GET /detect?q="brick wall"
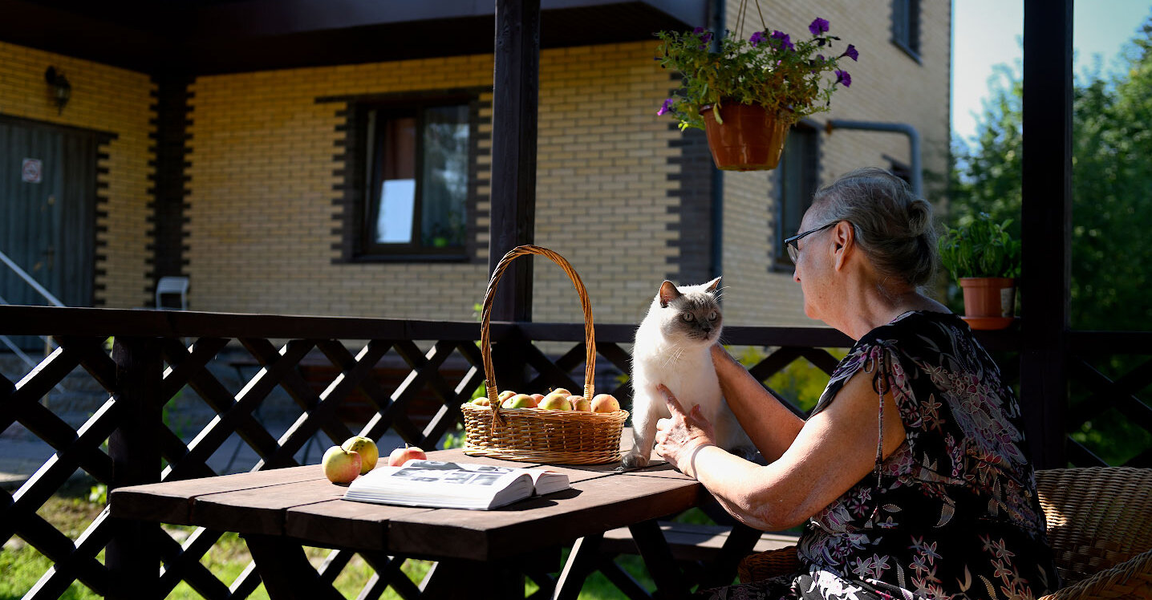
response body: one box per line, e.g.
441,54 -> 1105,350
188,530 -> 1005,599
0,41 -> 155,308
183,43 -> 678,325
716,0 -> 951,327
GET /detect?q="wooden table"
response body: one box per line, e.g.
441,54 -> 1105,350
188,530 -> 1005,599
109,447 -> 763,599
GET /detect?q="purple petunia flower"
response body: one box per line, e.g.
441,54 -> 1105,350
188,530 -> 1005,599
841,44 -> 859,61
809,18 -> 830,36
657,98 -> 675,116
771,30 -> 794,51
693,26 -> 713,47
835,70 -> 852,87
749,31 -> 767,47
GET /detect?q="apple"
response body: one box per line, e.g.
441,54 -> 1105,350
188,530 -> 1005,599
388,444 -> 427,467
530,393 -> 546,403
502,393 -> 538,409
322,445 -> 362,484
498,390 -> 517,402
472,396 -> 491,406
570,395 -> 591,411
591,393 -> 620,413
538,391 -> 572,410
549,388 -> 572,397
341,436 -> 379,474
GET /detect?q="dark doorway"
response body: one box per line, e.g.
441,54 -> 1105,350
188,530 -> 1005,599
0,116 -> 101,347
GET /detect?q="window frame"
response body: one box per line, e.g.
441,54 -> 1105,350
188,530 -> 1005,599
891,0 -> 923,63
347,91 -> 481,263
772,122 -> 821,271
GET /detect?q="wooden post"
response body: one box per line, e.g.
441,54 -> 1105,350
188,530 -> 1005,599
1020,0 -> 1071,469
106,337 -> 163,600
487,0 -> 541,323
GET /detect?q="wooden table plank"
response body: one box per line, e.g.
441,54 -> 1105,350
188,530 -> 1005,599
382,473 -> 703,561
189,477 -> 345,535
110,465 -> 323,525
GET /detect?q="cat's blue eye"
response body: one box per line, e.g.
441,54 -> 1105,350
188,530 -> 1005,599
682,314 -> 694,322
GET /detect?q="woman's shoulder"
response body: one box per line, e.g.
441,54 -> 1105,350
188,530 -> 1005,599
860,310 -> 967,348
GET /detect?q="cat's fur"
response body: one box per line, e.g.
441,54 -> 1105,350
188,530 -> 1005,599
623,277 -> 754,468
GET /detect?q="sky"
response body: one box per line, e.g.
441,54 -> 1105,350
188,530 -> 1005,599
951,0 -> 1152,142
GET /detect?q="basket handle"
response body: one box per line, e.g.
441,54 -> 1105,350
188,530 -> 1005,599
480,245 -> 596,425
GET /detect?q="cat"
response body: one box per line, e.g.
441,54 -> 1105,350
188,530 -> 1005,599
622,277 -> 755,469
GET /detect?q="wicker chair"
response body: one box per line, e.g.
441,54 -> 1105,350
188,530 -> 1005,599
737,467 -> 1152,600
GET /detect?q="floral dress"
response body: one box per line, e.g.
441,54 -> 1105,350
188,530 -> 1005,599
710,311 -> 1058,600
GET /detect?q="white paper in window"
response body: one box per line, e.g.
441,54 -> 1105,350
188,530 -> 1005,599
377,179 -> 416,244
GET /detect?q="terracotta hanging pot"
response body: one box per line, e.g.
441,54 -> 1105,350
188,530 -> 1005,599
701,104 -> 791,171
959,277 -> 1016,330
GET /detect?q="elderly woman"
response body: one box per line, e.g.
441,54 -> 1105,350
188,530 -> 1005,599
655,168 -> 1057,599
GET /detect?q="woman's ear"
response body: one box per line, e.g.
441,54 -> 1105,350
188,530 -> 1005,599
832,221 -> 855,271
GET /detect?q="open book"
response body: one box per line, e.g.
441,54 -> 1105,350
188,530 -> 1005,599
342,460 -> 570,510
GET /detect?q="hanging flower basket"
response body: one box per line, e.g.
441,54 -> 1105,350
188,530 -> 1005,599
702,104 -> 791,171
655,12 -> 858,171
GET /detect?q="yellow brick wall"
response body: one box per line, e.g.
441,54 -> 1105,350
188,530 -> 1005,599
186,56 -> 496,319
717,0 -> 952,327
532,42 -> 680,326
0,41 -> 155,308
184,43 -> 677,325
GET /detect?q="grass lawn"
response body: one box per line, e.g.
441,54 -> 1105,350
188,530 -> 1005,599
4,488 -> 676,599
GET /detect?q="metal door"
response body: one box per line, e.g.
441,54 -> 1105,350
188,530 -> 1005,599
0,118 -> 97,347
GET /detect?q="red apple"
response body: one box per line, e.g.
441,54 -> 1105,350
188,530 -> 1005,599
388,444 -> 427,467
591,393 -> 620,413
322,445 -> 362,484
549,387 -> 572,397
472,396 -> 491,406
498,390 -> 517,402
570,395 -> 591,411
531,393 -> 546,403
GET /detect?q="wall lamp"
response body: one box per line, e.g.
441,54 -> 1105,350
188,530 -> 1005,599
45,66 -> 71,115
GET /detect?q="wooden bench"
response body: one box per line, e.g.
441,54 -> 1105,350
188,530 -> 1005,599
601,521 -> 798,563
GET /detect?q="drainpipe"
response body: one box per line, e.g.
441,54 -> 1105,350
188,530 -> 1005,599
825,120 -> 922,197
709,0 -> 725,280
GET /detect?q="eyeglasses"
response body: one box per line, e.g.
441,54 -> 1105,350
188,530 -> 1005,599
784,221 -> 841,264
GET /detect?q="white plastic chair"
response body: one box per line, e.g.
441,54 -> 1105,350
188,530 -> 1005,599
155,276 -> 189,310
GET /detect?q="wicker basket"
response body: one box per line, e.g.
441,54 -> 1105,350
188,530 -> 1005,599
461,245 -> 628,465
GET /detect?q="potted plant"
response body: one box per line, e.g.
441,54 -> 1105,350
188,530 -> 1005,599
655,18 -> 858,171
938,213 -> 1022,330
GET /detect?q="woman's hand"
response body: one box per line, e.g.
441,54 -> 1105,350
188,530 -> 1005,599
653,384 -> 716,478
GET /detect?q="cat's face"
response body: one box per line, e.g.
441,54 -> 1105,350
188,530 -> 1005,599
655,278 -> 723,346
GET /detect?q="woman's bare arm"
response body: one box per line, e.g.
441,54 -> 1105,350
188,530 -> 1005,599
657,370 -> 906,531
711,344 -> 804,461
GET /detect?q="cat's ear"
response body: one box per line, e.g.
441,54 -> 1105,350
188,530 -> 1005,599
658,280 -> 681,308
704,276 -> 722,293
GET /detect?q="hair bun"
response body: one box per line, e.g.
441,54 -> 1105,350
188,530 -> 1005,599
906,198 -> 932,236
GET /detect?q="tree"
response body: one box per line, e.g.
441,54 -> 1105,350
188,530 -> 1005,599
950,21 -> 1152,332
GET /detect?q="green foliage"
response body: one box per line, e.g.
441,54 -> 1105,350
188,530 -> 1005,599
937,213 -> 1021,279
655,20 -> 856,130
950,17 -> 1152,330
730,346 -> 843,412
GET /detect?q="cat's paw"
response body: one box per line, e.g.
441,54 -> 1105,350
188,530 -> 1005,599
621,451 -> 650,469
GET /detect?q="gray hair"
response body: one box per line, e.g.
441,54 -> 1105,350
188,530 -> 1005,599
809,167 -> 937,288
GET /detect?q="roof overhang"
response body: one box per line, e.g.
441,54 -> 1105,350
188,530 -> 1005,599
0,0 -> 708,75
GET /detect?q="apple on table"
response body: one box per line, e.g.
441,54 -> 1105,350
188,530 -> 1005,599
388,444 -> 427,467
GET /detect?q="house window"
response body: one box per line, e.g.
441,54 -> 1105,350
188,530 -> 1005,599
363,101 -> 472,259
775,124 -> 819,269
892,0 -> 921,61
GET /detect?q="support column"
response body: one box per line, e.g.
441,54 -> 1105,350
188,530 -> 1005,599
1020,0 -> 1072,469
488,0 -> 541,323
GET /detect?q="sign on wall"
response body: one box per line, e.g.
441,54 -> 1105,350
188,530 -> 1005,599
22,158 -> 42,184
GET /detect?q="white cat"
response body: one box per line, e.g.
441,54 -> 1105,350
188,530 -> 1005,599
623,277 -> 754,468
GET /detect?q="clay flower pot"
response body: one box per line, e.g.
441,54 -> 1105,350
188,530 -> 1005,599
701,104 -> 791,171
959,277 -> 1016,330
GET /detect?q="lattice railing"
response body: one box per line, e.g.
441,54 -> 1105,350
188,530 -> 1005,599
2,306 -> 1144,599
